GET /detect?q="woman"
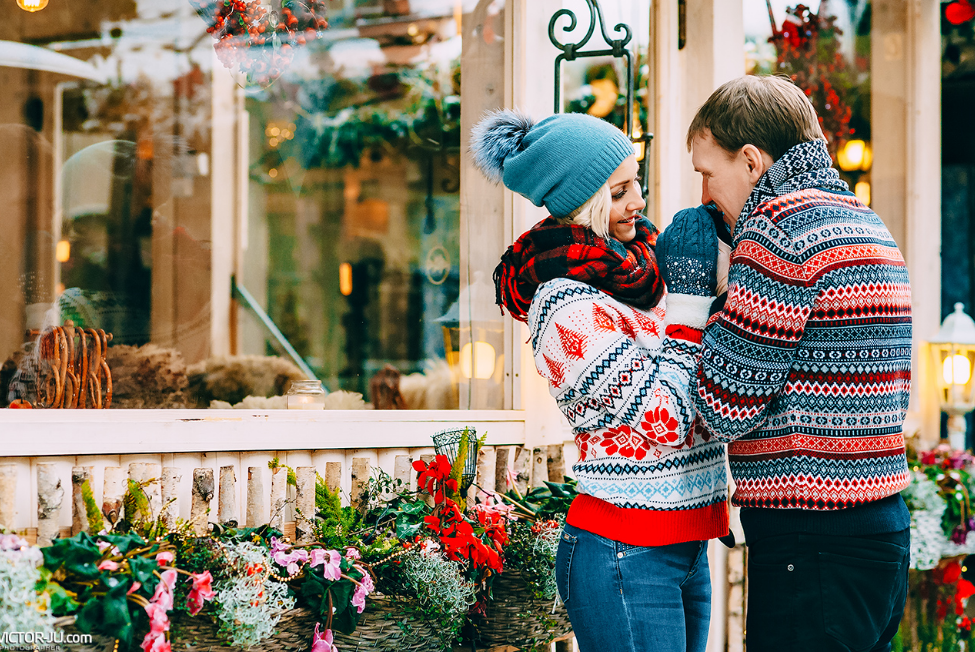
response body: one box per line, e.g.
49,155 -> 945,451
470,110 -> 729,652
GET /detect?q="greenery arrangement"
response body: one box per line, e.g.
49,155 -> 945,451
7,431 -> 577,651
896,445 -> 975,652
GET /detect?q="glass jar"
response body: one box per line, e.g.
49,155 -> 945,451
286,380 -> 326,410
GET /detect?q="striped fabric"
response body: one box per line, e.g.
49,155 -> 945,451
697,175 -> 912,510
528,278 -> 729,544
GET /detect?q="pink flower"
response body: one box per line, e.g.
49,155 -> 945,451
308,548 -> 342,578
127,582 -> 142,595
312,623 -> 337,652
144,602 -> 170,635
351,586 -> 367,614
150,569 -> 178,612
345,547 -> 361,560
155,551 -> 175,566
270,537 -> 309,576
97,560 -> 119,571
141,632 -> 171,652
357,570 -> 375,595
186,571 -> 216,615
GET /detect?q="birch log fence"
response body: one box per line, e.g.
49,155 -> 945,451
0,445 -> 568,546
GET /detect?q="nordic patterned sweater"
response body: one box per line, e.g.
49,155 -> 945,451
528,277 -> 729,546
693,140 -> 912,515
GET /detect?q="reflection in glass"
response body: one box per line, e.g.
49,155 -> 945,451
0,0 -> 506,410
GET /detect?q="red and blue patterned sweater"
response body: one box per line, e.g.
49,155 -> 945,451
528,279 -> 729,545
695,151 -> 912,512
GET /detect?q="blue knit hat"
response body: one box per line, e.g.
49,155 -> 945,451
469,110 -> 635,217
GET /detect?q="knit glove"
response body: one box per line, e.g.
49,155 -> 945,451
656,206 -> 719,329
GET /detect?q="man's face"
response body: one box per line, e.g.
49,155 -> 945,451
691,130 -> 763,228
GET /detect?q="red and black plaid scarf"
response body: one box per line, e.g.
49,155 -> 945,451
493,216 -> 664,322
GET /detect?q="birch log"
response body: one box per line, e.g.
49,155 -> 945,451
295,467 -> 316,544
101,467 -> 125,527
419,454 -> 435,507
190,468 -> 214,536
532,447 -> 548,489
0,464 -> 16,529
218,466 -> 237,526
37,465 -> 63,547
246,467 -> 264,528
547,444 -> 565,484
71,466 -> 93,536
512,446 -> 531,496
393,455 -> 412,490
495,447 -> 510,493
351,457 -> 370,513
161,467 -> 180,531
128,463 -> 162,518
269,466 -> 287,530
324,462 -> 341,494
476,446 -> 496,497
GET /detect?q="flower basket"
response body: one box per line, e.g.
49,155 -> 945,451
433,427 -> 479,491
473,569 -> 572,650
57,596 -> 444,652
55,617 -> 118,652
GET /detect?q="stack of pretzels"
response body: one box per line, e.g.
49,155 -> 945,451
29,323 -> 113,409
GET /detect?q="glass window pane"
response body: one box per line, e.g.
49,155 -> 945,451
0,0 -> 507,410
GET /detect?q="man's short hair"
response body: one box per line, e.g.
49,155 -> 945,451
686,75 -> 825,160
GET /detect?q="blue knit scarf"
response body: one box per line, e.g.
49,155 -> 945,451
733,139 -> 849,245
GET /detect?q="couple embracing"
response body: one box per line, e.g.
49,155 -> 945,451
470,75 -> 913,652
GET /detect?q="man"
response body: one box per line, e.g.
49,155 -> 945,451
659,75 -> 912,652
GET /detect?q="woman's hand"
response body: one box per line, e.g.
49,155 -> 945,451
655,206 -> 720,297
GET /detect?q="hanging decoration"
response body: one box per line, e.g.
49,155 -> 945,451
188,0 -> 329,88
946,0 -> 975,26
767,2 -> 854,160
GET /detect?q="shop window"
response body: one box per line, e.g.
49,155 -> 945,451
0,0 -> 508,410
745,0 -> 873,198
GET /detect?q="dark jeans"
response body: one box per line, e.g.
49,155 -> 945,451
745,528 -> 911,652
556,523 -> 711,652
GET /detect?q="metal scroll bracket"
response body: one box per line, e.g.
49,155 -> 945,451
548,0 -> 652,194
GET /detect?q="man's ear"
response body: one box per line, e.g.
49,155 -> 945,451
741,144 -> 769,183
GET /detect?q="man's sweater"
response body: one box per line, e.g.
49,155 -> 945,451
694,141 -> 912,527
528,277 -> 728,546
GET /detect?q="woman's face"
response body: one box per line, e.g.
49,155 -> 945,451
607,155 -> 646,243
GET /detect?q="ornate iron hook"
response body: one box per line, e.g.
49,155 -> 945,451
548,0 -> 651,194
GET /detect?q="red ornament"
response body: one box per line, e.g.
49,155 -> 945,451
947,0 -> 975,25
189,0 -> 329,87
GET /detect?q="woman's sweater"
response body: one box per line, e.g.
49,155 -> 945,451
527,277 -> 728,546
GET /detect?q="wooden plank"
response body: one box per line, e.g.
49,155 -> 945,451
0,410 -> 527,456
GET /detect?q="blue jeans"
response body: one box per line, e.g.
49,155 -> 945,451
555,523 -> 712,652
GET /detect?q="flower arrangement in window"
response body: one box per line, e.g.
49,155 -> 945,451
767,4 -> 856,159
189,0 -> 330,87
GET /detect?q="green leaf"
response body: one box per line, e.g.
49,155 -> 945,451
41,534 -> 102,580
331,600 -> 362,635
75,579 -> 134,646
96,532 -> 147,555
128,556 -> 158,585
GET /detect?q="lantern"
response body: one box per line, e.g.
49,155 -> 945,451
432,427 -> 480,491
17,0 -> 49,11
436,271 -> 504,409
931,303 -> 975,450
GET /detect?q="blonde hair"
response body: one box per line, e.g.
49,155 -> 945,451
686,75 -> 825,160
558,183 -> 612,238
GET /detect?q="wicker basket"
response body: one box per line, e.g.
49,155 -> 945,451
473,569 -> 572,650
57,594 -> 443,652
